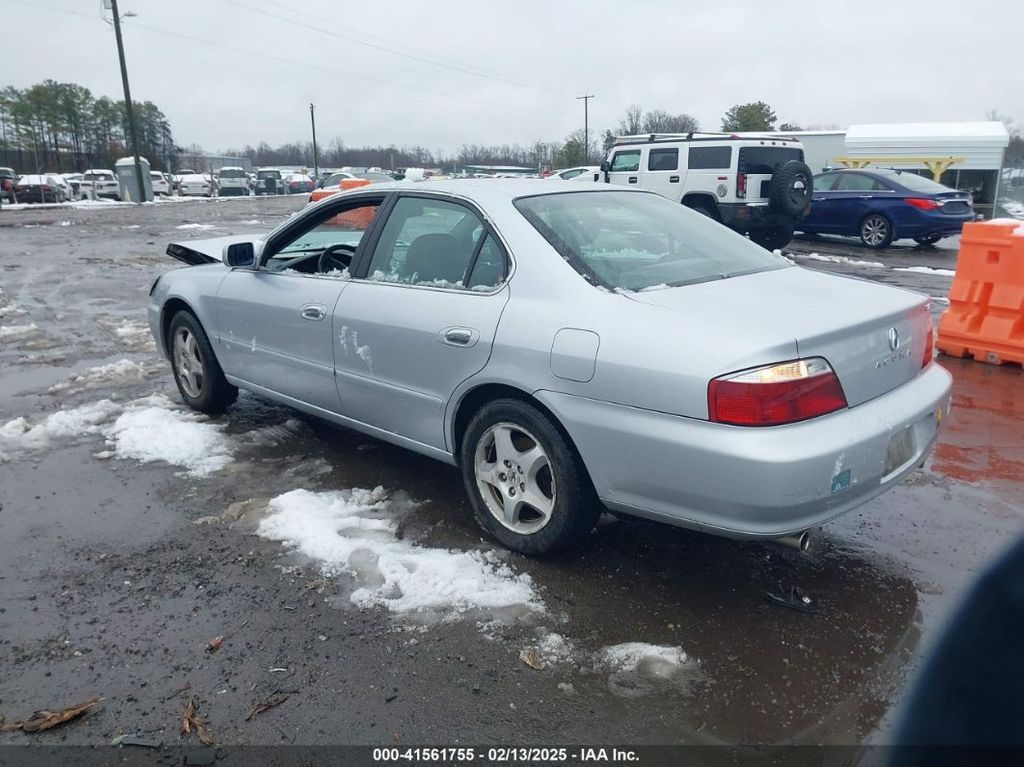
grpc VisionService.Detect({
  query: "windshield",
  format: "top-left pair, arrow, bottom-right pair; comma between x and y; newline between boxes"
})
220,169 -> 246,179
514,191 -> 790,291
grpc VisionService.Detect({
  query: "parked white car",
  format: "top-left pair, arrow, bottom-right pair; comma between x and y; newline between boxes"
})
79,169 -> 121,200
178,173 -> 215,197
150,171 -> 171,196
217,166 -> 250,197
548,166 -> 600,181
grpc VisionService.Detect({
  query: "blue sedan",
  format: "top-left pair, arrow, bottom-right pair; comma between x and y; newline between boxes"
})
798,168 -> 975,248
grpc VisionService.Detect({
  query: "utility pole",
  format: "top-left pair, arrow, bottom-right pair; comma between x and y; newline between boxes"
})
309,103 -> 319,180
576,94 -> 594,164
110,0 -> 145,203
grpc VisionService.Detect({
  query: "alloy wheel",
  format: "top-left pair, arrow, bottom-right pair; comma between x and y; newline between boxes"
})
862,215 -> 889,247
173,326 -> 205,398
474,422 -> 556,534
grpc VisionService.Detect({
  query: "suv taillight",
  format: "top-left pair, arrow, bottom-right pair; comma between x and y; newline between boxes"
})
923,324 -> 934,369
736,172 -> 747,199
708,358 -> 848,426
905,198 -> 941,210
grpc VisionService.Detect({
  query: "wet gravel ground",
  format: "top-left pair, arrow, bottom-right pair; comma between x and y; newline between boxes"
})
0,196 -> 1022,749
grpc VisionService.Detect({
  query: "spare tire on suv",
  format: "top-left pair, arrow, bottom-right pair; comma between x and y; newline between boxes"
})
769,159 -> 813,217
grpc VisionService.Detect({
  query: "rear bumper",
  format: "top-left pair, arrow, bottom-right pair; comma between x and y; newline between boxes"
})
718,202 -> 797,233
537,363 -> 952,539
896,210 -> 974,238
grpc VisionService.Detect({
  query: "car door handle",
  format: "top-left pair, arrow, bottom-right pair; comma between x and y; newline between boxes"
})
627,176 -> 638,184
669,176 -> 680,183
813,196 -> 825,201
859,195 -> 872,199
441,327 -> 477,347
301,303 -> 327,321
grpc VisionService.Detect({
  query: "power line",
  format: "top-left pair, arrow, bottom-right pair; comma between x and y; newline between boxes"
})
7,0 -> 577,122
243,0 -> 572,96
220,0 -> 571,96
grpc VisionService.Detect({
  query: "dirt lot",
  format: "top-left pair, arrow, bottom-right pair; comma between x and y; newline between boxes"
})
1,196 -> 1022,752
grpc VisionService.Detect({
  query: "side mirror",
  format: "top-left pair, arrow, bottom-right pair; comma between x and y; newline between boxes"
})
599,160 -> 610,173
224,241 -> 259,268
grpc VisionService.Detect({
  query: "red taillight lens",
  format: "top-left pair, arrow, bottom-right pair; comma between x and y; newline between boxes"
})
904,197 -> 940,210
708,358 -> 848,427
736,172 -> 747,199
922,323 -> 934,368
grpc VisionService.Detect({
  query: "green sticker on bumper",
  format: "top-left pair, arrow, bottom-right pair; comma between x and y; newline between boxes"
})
831,469 -> 851,494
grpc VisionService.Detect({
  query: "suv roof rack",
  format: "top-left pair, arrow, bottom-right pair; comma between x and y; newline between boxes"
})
612,132 -> 803,145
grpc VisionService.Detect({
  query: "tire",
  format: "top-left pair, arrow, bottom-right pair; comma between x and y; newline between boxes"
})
750,225 -> 795,251
914,234 -> 942,246
460,398 -> 601,556
167,311 -> 237,414
860,213 -> 893,249
769,160 -> 814,216
686,200 -> 720,220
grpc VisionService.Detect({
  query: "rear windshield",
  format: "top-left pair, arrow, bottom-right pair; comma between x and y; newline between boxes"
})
83,172 -> 112,181
514,191 -> 790,291
739,146 -> 803,174
884,171 -> 951,193
220,169 -> 246,179
258,170 -> 281,179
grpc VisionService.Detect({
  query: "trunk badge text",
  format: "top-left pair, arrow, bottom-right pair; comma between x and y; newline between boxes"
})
876,327 -> 909,369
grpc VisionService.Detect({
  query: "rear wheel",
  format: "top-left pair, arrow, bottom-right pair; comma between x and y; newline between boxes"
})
914,234 -> 942,246
750,225 -> 795,251
685,201 -> 719,220
460,399 -> 600,556
168,311 -> 237,414
860,214 -> 893,249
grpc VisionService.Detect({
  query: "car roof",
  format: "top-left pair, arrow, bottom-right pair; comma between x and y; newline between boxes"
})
316,178 -> 644,205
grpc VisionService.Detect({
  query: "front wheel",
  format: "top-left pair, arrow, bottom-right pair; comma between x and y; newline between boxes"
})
168,311 -> 237,414
460,399 -> 600,556
860,214 -> 893,249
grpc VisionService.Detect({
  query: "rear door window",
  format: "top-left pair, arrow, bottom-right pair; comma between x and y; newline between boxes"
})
687,146 -> 732,170
813,173 -> 839,191
833,173 -> 886,192
647,148 -> 678,171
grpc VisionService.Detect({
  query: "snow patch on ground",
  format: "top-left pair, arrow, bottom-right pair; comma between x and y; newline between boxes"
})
999,199 -> 1024,219
798,253 -> 886,268
175,223 -> 217,230
597,643 -> 690,675
0,394 -> 232,476
0,323 -> 39,339
534,630 -> 577,665
0,305 -> 27,319
894,266 -> 956,276
110,319 -> 155,351
104,395 -> 233,477
48,359 -> 152,393
256,488 -> 543,621
0,400 -> 122,462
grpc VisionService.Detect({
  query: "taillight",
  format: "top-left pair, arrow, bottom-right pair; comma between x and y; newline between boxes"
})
904,198 -> 940,210
708,358 -> 848,427
736,172 -> 747,199
922,323 -> 934,369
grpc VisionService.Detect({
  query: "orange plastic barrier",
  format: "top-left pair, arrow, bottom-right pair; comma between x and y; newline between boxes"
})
308,177 -> 371,203
937,219 -> 1024,366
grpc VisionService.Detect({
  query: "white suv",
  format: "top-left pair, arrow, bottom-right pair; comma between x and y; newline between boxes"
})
599,133 -> 813,250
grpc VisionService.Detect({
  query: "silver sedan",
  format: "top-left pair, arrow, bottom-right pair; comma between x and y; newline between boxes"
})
148,180 -> 951,555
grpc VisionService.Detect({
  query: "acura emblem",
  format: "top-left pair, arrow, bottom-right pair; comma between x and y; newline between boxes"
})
888,327 -> 900,351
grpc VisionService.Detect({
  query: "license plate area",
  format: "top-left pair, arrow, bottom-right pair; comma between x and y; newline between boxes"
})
884,427 -> 916,477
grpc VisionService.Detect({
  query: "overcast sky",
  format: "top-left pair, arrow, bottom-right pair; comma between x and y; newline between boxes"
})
5,0 -> 1023,152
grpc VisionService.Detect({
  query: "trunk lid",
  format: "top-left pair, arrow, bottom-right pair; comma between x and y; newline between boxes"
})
166,234 -> 259,265
626,267 -> 932,408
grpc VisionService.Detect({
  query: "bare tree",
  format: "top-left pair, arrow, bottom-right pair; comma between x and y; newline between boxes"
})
642,109 -> 699,134
618,104 -> 644,135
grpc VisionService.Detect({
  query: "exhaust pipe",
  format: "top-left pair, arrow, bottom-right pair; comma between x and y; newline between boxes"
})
773,530 -> 810,552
